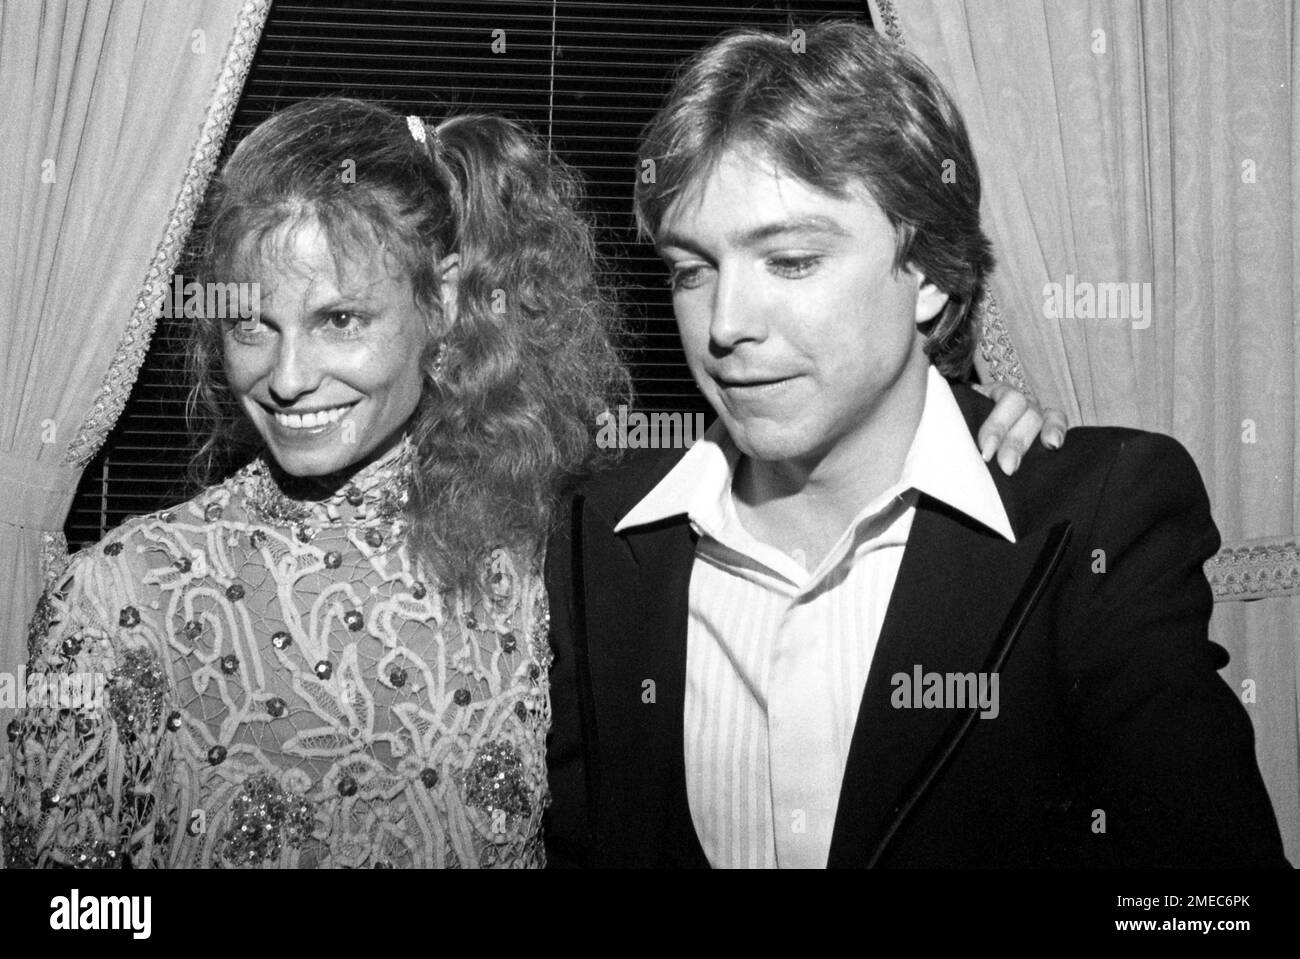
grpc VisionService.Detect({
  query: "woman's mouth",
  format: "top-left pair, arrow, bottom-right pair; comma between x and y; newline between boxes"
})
269,403 -> 357,430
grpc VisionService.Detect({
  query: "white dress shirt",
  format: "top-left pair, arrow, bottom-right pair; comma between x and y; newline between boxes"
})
615,366 -> 1016,868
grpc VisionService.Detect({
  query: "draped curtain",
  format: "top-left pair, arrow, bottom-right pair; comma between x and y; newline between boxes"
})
870,0 -> 1300,860
0,0 -> 271,698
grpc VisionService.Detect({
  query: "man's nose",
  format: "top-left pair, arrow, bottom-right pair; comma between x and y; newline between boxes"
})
266,333 -> 322,404
708,263 -> 766,350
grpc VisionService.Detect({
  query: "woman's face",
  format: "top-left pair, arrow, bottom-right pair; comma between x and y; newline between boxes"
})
222,219 -> 450,479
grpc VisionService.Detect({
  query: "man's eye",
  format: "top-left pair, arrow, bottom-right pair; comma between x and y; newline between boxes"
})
667,266 -> 708,291
768,255 -> 822,278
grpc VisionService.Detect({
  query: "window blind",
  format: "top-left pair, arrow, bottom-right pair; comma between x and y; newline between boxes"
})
65,0 -> 872,550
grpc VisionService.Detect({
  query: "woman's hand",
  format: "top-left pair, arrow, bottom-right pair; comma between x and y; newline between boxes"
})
974,381 -> 1068,475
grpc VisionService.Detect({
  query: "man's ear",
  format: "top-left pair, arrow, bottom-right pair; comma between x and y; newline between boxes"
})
914,273 -> 950,325
437,253 -> 461,326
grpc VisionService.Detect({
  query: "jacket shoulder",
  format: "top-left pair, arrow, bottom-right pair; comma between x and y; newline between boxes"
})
568,446 -> 691,523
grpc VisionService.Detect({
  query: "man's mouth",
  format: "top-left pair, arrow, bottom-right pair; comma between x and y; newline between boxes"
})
714,374 -> 797,393
267,402 -> 358,430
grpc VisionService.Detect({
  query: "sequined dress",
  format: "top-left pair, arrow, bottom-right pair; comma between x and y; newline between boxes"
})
0,438 -> 551,868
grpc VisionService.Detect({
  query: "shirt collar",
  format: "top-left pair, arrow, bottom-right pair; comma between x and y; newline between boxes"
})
614,366 -> 1015,544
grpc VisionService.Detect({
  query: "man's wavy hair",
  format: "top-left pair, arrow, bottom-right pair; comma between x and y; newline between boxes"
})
634,20 -> 994,379
186,97 -> 630,588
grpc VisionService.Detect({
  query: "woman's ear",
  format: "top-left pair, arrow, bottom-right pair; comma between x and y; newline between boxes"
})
437,253 -> 461,326
914,272 -> 950,325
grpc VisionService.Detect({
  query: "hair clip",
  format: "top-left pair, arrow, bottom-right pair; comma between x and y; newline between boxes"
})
406,115 -> 427,146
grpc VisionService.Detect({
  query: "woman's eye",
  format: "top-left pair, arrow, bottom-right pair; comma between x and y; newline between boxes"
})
324,311 -> 365,335
667,265 -> 709,291
768,255 -> 821,278
224,318 -> 270,344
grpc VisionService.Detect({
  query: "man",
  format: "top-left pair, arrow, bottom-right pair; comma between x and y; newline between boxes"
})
544,21 -> 1286,868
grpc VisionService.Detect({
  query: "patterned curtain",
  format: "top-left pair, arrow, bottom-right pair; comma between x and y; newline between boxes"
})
870,0 -> 1300,860
0,0 -> 272,695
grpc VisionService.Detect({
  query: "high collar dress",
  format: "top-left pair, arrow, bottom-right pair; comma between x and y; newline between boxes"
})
1,437 -> 551,868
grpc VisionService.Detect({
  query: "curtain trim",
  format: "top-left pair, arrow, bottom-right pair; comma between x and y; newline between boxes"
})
873,0 -> 903,44
1206,536 -> 1300,602
976,286 -> 1035,398
63,0 -> 272,473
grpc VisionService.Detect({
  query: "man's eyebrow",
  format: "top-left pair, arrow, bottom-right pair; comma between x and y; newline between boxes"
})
657,215 -> 853,252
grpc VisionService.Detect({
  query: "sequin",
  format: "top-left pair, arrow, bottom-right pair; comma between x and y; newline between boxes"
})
344,610 -> 364,632
411,581 -> 427,600
345,486 -> 364,506
204,504 -> 223,522
75,715 -> 95,736
389,666 -> 407,687
6,719 -> 20,742
364,529 -> 383,548
296,524 -> 313,543
183,620 -> 203,641
324,551 -> 342,569
514,701 -> 527,722
1,816 -> 38,868
226,584 -> 245,601
104,542 -> 123,557
108,648 -> 167,737
420,767 -> 439,788
225,777 -> 311,861
165,710 -> 183,731
462,740 -> 531,818
69,840 -> 120,869
217,775 -> 316,866
40,788 -> 61,811
208,745 -> 227,765
249,529 -> 267,548
314,660 -> 333,680
220,654 -> 239,675
271,631 -> 292,650
337,775 -> 358,797
61,635 -> 82,657
174,557 -> 192,573
528,664 -> 540,682
500,633 -> 517,653
266,696 -> 287,718
118,606 -> 141,628
453,689 -> 471,706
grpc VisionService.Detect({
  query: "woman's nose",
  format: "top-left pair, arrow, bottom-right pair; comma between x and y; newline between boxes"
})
266,333 -> 322,404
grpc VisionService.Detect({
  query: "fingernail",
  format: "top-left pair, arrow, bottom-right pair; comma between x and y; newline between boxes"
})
1000,449 -> 1020,474
980,436 -> 997,461
1047,431 -> 1063,449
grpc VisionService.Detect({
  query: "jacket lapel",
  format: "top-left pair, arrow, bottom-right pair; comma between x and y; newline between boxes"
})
827,390 -> 1072,868
579,505 -> 709,866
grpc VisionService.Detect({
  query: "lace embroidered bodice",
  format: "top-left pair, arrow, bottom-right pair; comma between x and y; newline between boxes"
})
0,438 -> 550,868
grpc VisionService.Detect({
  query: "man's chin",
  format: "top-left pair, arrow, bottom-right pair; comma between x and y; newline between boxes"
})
725,421 -> 816,466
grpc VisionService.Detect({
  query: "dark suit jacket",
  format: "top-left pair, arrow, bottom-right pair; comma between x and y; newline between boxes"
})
544,384 -> 1288,868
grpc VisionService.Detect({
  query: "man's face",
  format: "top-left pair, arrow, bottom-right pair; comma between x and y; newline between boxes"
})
222,219 -> 430,478
656,149 -> 948,476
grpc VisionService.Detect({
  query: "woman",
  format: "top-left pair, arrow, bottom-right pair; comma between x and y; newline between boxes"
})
1,97 -> 1048,868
